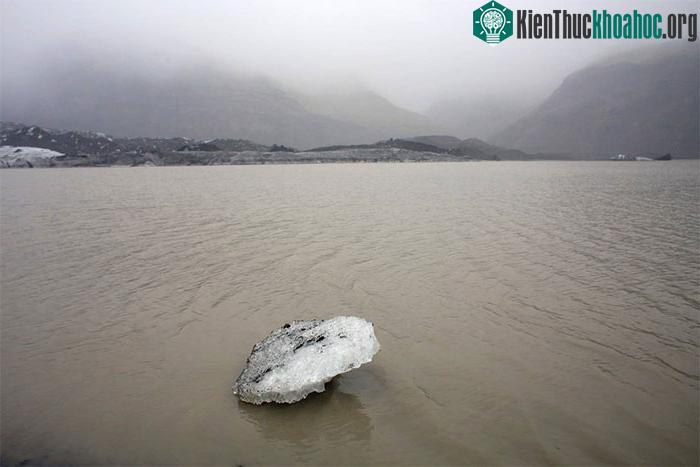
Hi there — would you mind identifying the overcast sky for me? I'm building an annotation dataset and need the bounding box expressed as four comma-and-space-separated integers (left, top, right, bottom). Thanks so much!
1, 0, 698, 111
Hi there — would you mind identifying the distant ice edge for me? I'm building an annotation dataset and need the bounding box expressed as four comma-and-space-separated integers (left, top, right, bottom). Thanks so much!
233, 316, 380, 405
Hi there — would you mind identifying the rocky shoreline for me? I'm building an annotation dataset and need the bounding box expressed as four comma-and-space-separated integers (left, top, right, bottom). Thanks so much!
1, 147, 490, 168
0, 122, 564, 168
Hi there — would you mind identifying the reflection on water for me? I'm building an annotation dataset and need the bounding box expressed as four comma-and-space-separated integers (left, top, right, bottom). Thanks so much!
1, 162, 698, 465
238, 378, 373, 449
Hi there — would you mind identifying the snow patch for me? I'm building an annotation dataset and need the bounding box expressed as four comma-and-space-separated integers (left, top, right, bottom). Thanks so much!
0, 146, 64, 159
0, 146, 64, 168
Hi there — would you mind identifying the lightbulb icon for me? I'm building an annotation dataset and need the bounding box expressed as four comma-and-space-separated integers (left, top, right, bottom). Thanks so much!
480, 8, 506, 44
473, 1, 513, 45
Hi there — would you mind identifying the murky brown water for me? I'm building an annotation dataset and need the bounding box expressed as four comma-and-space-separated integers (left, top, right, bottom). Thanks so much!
1, 161, 698, 465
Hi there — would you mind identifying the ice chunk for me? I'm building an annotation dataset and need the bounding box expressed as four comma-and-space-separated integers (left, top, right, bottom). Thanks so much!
233, 316, 380, 404
0, 146, 63, 159
0, 146, 64, 168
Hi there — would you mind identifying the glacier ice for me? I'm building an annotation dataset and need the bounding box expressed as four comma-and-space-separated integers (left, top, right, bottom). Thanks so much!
0, 146, 64, 168
233, 316, 380, 404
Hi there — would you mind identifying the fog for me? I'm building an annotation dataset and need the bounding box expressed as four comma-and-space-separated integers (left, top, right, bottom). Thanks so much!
2, 0, 697, 113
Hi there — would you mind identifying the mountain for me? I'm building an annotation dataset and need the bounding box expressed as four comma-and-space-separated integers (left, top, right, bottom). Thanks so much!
401, 135, 463, 149
426, 96, 534, 140
2, 121, 553, 168
310, 135, 545, 161
0, 65, 360, 150
1, 122, 528, 168
403, 135, 549, 160
0, 122, 267, 155
0, 122, 122, 155
300, 91, 437, 142
493, 46, 700, 158
0, 63, 435, 150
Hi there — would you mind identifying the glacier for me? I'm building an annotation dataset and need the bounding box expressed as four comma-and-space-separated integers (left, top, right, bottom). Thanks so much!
233, 316, 380, 404
0, 146, 64, 168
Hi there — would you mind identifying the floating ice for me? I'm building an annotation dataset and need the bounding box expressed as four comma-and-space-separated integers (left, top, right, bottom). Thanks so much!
233, 316, 380, 404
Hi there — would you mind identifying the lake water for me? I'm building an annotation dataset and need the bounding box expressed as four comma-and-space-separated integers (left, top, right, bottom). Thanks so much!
1, 161, 698, 465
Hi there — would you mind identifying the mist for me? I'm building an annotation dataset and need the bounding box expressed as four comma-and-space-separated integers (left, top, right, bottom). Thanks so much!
2, 0, 697, 111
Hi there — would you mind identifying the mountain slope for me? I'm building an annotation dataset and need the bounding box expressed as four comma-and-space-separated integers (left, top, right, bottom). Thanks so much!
0, 122, 530, 167
0, 66, 362, 149
493, 47, 700, 158
300, 91, 437, 141
0, 64, 435, 150
309, 135, 540, 160
426, 96, 534, 140
404, 135, 539, 160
